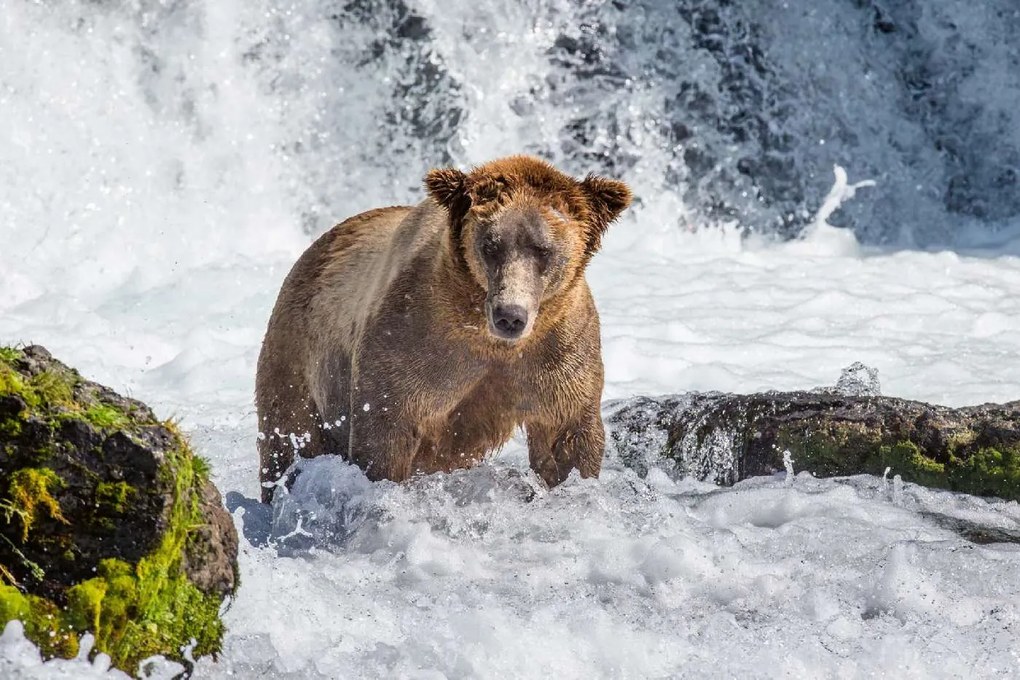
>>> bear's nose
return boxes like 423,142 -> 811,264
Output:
492,304 -> 528,337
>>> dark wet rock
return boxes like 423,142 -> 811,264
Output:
606,390 -> 1020,502
184,481 -> 240,597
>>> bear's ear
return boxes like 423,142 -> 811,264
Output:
425,167 -> 470,215
467,175 -> 509,206
579,174 -> 632,255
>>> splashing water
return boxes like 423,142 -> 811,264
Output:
4,0 -> 1020,259
835,361 -> 882,397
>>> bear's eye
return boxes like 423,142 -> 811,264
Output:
533,244 -> 552,260
481,239 -> 500,258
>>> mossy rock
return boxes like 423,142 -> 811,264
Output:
0,345 -> 238,674
607,391 -> 1020,503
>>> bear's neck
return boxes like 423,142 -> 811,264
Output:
431,229 -> 488,329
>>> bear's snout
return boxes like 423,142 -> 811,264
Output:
491,304 -> 529,340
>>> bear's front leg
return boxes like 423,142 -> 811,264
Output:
347,383 -> 422,482
526,402 -> 605,488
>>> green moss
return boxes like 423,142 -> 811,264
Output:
0,585 -> 78,658
946,430 -> 978,457
95,481 -> 136,514
6,468 -> 68,542
779,425 -> 1020,501
867,442 -> 1019,500
871,441 -> 947,488
28,370 -> 74,409
73,441 -> 224,672
82,404 -> 130,430
0,418 -> 21,439
0,349 -> 120,431
0,347 -> 23,364
948,446 -> 1020,499
65,559 -> 140,655
0,363 -> 36,410
0,439 -> 225,673
780,426 -> 945,490
191,454 -> 211,482
776,422 -> 882,477
0,366 -> 72,414
65,574 -> 108,634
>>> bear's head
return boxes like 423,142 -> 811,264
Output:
425,156 -> 631,343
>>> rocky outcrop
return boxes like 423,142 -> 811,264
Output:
0,345 -> 238,675
607,390 -> 1020,502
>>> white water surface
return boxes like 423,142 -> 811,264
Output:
2,1 -> 1020,678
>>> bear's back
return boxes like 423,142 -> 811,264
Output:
296,203 -> 446,353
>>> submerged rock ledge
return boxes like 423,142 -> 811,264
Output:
0,345 -> 238,674
607,391 -> 1020,502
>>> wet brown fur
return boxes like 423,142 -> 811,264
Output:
255,156 -> 631,502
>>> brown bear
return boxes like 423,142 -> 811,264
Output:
255,155 -> 631,502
